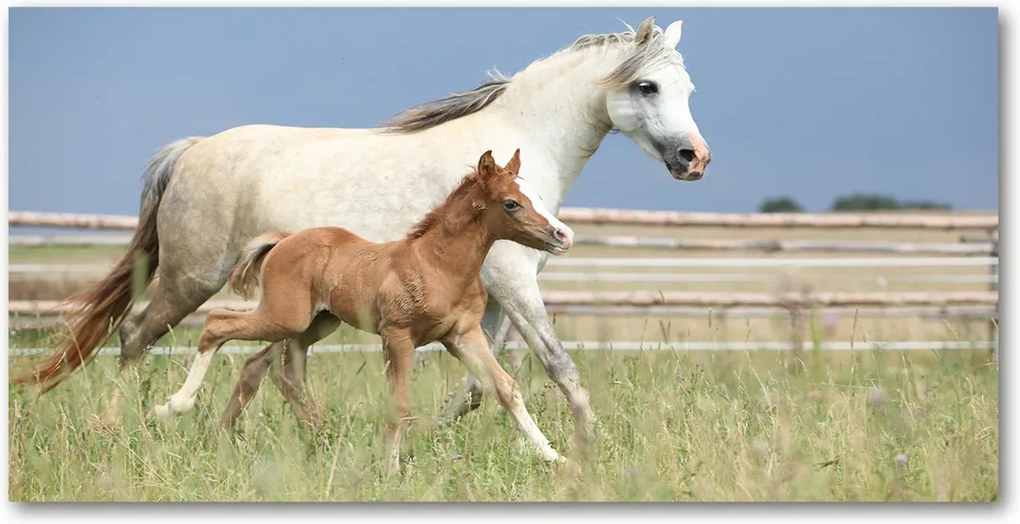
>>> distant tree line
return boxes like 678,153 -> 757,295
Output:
758,193 -> 952,213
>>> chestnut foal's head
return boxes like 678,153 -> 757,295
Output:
476,149 -> 574,256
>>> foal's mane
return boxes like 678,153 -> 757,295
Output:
405,171 -> 485,240
385,21 -> 676,134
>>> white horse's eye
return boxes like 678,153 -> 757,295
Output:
636,81 -> 659,95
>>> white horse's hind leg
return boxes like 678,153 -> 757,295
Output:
99,271 -> 222,426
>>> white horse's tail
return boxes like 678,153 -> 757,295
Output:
13,137 -> 203,391
228,231 -> 292,299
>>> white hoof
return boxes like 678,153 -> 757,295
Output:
546,453 -> 566,464
152,395 -> 195,420
171,395 -> 196,413
152,402 -> 173,421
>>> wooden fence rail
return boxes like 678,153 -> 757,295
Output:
7,340 -> 998,357
7,291 -> 998,318
7,340 -> 997,357
7,263 -> 1000,285
9,212 -> 138,230
6,306 -> 998,329
573,236 -> 995,255
547,257 -> 998,268
557,208 -> 998,230
10,209 -> 999,231
8,233 -> 999,255
8,235 -> 134,247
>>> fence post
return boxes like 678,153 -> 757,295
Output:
988,229 -> 999,361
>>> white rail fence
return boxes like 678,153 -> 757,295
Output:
7,262 -> 1000,286
7,339 -> 996,357
6,291 -> 1000,317
8,209 -> 1000,353
9,210 -> 999,257
7,209 -> 1001,231
8,233 -> 999,256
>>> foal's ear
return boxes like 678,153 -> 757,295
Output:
634,16 -> 656,46
504,149 -> 522,175
477,150 -> 497,176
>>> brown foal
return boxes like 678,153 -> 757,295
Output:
153,149 -> 574,469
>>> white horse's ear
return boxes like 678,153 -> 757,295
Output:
663,20 -> 683,49
634,17 -> 656,45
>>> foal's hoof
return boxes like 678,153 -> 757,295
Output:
539,451 -> 579,473
299,411 -> 326,432
152,396 -> 195,421
152,403 -> 174,421
550,452 -> 575,464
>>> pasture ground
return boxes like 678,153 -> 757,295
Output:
8,343 -> 998,502
6,220 -> 999,501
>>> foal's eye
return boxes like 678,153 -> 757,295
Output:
503,199 -> 521,211
636,81 -> 659,95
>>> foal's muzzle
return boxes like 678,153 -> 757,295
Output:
546,226 -> 573,256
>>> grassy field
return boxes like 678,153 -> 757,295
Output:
7,221 -> 999,501
8,345 -> 997,502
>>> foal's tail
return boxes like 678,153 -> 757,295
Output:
13,137 -> 203,392
228,231 -> 292,299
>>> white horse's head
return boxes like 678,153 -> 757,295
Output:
598,17 -> 711,181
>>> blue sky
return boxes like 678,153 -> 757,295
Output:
8,7 -> 999,215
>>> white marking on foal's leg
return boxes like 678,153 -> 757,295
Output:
153,350 -> 215,420
386,431 -> 404,475
504,388 -> 564,463
450,328 -> 565,464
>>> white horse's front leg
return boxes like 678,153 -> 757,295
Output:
481,249 -> 596,447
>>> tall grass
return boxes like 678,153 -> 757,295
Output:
9,343 -> 998,502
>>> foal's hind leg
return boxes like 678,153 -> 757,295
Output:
274,314 -> 342,427
219,313 -> 341,429
217,344 -> 277,428
154,308 -> 306,419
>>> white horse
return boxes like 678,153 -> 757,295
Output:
17,17 -> 711,445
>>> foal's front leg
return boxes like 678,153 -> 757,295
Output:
443,326 -> 563,464
381,329 -> 415,474
438,297 -> 512,425
485,263 -> 595,448
443,248 -> 594,448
